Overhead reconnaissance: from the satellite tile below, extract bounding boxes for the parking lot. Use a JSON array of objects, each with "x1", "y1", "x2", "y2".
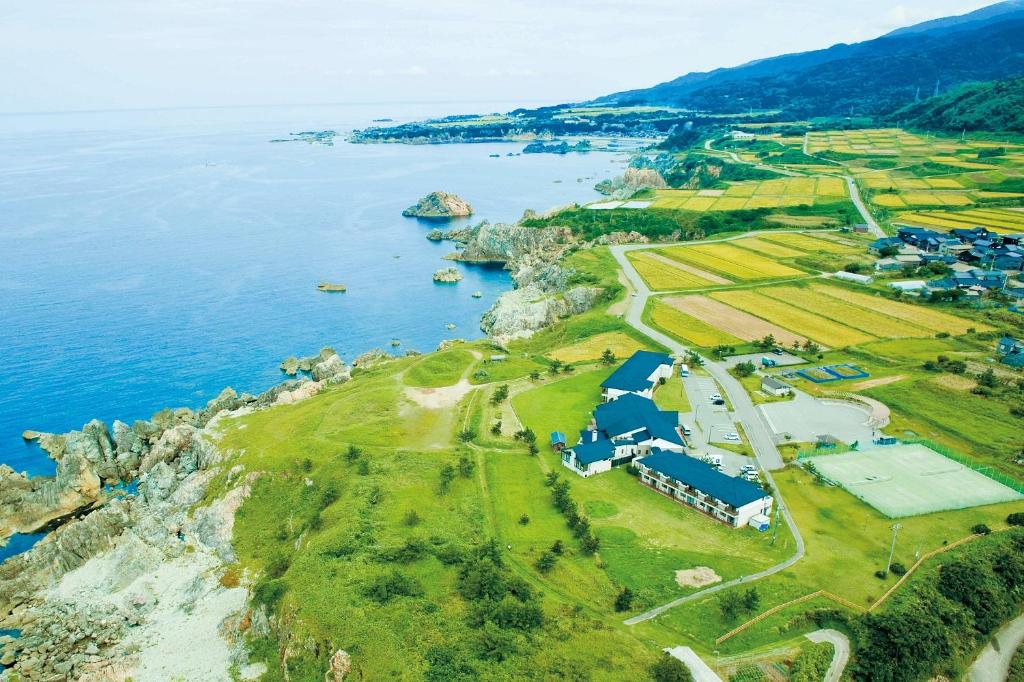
[
  {"x1": 759, "y1": 391, "x2": 877, "y2": 445},
  {"x1": 683, "y1": 375, "x2": 742, "y2": 445}
]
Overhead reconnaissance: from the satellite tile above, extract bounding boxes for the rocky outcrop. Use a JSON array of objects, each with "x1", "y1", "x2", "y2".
[
  {"x1": 445, "y1": 221, "x2": 571, "y2": 265},
  {"x1": 481, "y1": 284, "x2": 602, "y2": 341},
  {"x1": 432, "y1": 267, "x2": 463, "y2": 283},
  {"x1": 402, "y1": 191, "x2": 473, "y2": 218},
  {"x1": 279, "y1": 349, "x2": 350, "y2": 385}
]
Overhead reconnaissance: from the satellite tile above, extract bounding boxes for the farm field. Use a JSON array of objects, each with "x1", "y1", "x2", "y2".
[
  {"x1": 728, "y1": 236, "x2": 806, "y2": 258},
  {"x1": 627, "y1": 251, "x2": 727, "y2": 290},
  {"x1": 648, "y1": 300, "x2": 743, "y2": 347},
  {"x1": 710, "y1": 289, "x2": 875, "y2": 347},
  {"x1": 547, "y1": 330, "x2": 651, "y2": 364},
  {"x1": 649, "y1": 176, "x2": 848, "y2": 211},
  {"x1": 758, "y1": 286, "x2": 932, "y2": 339},
  {"x1": 756, "y1": 231, "x2": 860, "y2": 254},
  {"x1": 657, "y1": 243, "x2": 805, "y2": 280},
  {"x1": 895, "y1": 207, "x2": 1024, "y2": 231},
  {"x1": 807, "y1": 284, "x2": 990, "y2": 334},
  {"x1": 662, "y1": 295, "x2": 809, "y2": 347}
]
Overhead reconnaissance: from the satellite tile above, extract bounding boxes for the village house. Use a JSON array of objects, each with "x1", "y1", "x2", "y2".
[
  {"x1": 636, "y1": 449, "x2": 773, "y2": 528},
  {"x1": 600, "y1": 350, "x2": 674, "y2": 402},
  {"x1": 997, "y1": 336, "x2": 1024, "y2": 368}
]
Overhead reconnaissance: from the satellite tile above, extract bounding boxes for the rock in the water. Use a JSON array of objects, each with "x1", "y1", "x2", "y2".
[
  {"x1": 402, "y1": 191, "x2": 473, "y2": 218},
  {"x1": 432, "y1": 267, "x2": 463, "y2": 283}
]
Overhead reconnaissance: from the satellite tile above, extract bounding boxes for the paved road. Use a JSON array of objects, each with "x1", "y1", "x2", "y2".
[
  {"x1": 665, "y1": 647, "x2": 724, "y2": 682},
  {"x1": 967, "y1": 611, "x2": 1024, "y2": 682},
  {"x1": 843, "y1": 175, "x2": 884, "y2": 237},
  {"x1": 805, "y1": 629, "x2": 850, "y2": 682},
  {"x1": 612, "y1": 245, "x2": 806, "y2": 625}
]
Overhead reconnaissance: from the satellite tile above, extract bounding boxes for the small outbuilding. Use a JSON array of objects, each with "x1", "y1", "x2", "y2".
[{"x1": 761, "y1": 376, "x2": 791, "y2": 397}]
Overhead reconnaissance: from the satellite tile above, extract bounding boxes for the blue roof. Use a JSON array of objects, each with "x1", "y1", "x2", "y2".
[
  {"x1": 570, "y1": 438, "x2": 616, "y2": 465},
  {"x1": 639, "y1": 449, "x2": 768, "y2": 508},
  {"x1": 594, "y1": 394, "x2": 682, "y2": 445},
  {"x1": 600, "y1": 350, "x2": 672, "y2": 392},
  {"x1": 550, "y1": 431, "x2": 567, "y2": 445}
]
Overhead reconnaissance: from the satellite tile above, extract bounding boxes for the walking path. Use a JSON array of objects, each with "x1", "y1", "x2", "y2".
[
  {"x1": 967, "y1": 611, "x2": 1024, "y2": 682},
  {"x1": 665, "y1": 646, "x2": 724, "y2": 682},
  {"x1": 805, "y1": 629, "x2": 850, "y2": 682},
  {"x1": 612, "y1": 244, "x2": 806, "y2": 624}
]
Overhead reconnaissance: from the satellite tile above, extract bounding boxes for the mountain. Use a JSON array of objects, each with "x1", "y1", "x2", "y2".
[
  {"x1": 593, "y1": 1, "x2": 1024, "y2": 118},
  {"x1": 893, "y1": 75, "x2": 1024, "y2": 133}
]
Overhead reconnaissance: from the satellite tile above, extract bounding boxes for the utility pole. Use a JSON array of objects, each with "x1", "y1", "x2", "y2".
[{"x1": 885, "y1": 523, "x2": 902, "y2": 574}]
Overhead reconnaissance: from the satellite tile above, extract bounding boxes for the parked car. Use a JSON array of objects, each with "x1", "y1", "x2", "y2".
[
  {"x1": 681, "y1": 425, "x2": 692, "y2": 437},
  {"x1": 741, "y1": 464, "x2": 757, "y2": 473},
  {"x1": 772, "y1": 348, "x2": 784, "y2": 355},
  {"x1": 710, "y1": 393, "x2": 722, "y2": 401},
  {"x1": 723, "y1": 432, "x2": 740, "y2": 441},
  {"x1": 712, "y1": 398, "x2": 725, "y2": 406}
]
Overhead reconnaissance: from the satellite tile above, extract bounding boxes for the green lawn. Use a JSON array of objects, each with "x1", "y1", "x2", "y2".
[
  {"x1": 511, "y1": 368, "x2": 606, "y2": 443},
  {"x1": 654, "y1": 374, "x2": 691, "y2": 412},
  {"x1": 403, "y1": 348, "x2": 476, "y2": 387}
]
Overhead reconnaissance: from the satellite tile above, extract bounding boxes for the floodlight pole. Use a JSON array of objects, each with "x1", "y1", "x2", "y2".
[{"x1": 885, "y1": 523, "x2": 902, "y2": 574}]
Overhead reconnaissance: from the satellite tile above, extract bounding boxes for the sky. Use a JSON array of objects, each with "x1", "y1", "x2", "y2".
[{"x1": 0, "y1": 0, "x2": 1000, "y2": 114}]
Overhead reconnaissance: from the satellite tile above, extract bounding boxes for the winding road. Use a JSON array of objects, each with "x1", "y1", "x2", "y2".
[
  {"x1": 613, "y1": 244, "x2": 806, "y2": 625},
  {"x1": 967, "y1": 611, "x2": 1024, "y2": 682},
  {"x1": 806, "y1": 629, "x2": 851, "y2": 682}
]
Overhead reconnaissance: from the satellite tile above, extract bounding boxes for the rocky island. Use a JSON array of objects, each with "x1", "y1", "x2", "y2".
[
  {"x1": 432, "y1": 267, "x2": 463, "y2": 283},
  {"x1": 401, "y1": 191, "x2": 473, "y2": 218}
]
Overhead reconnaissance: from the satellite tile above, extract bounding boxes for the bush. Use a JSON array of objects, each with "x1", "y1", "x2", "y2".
[
  {"x1": 518, "y1": 514, "x2": 530, "y2": 525},
  {"x1": 403, "y1": 509, "x2": 421, "y2": 527},
  {"x1": 614, "y1": 586, "x2": 634, "y2": 612},
  {"x1": 535, "y1": 551, "x2": 557, "y2": 573},
  {"x1": 972, "y1": 523, "x2": 992, "y2": 535},
  {"x1": 363, "y1": 570, "x2": 424, "y2": 603},
  {"x1": 253, "y1": 578, "x2": 287, "y2": 607},
  {"x1": 1008, "y1": 512, "x2": 1024, "y2": 527},
  {"x1": 874, "y1": 569, "x2": 888, "y2": 580},
  {"x1": 790, "y1": 642, "x2": 834, "y2": 682},
  {"x1": 651, "y1": 653, "x2": 693, "y2": 682},
  {"x1": 890, "y1": 562, "x2": 907, "y2": 576}
]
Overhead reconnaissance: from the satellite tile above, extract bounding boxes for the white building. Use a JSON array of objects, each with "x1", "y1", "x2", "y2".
[{"x1": 636, "y1": 449, "x2": 773, "y2": 528}]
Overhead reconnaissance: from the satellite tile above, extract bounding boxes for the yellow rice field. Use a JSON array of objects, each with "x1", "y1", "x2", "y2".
[
  {"x1": 760, "y1": 287, "x2": 931, "y2": 338},
  {"x1": 808, "y1": 284, "x2": 990, "y2": 334},
  {"x1": 757, "y1": 232, "x2": 859, "y2": 254},
  {"x1": 548, "y1": 331, "x2": 650, "y2": 364},
  {"x1": 896, "y1": 208, "x2": 1024, "y2": 231},
  {"x1": 659, "y1": 243, "x2": 804, "y2": 280},
  {"x1": 627, "y1": 252, "x2": 723, "y2": 291},
  {"x1": 710, "y1": 290, "x2": 876, "y2": 347},
  {"x1": 729, "y1": 237, "x2": 806, "y2": 258},
  {"x1": 649, "y1": 301, "x2": 742, "y2": 347}
]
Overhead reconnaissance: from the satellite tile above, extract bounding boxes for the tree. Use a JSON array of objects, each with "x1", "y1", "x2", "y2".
[
  {"x1": 733, "y1": 360, "x2": 756, "y2": 378},
  {"x1": 971, "y1": 523, "x2": 992, "y2": 535},
  {"x1": 977, "y1": 369, "x2": 999, "y2": 390},
  {"x1": 741, "y1": 587, "x2": 760, "y2": 612},
  {"x1": 549, "y1": 359, "x2": 563, "y2": 375},
  {"x1": 491, "y1": 421, "x2": 502, "y2": 436},
  {"x1": 535, "y1": 551, "x2": 557, "y2": 573},
  {"x1": 685, "y1": 351, "x2": 705, "y2": 367},
  {"x1": 458, "y1": 455, "x2": 476, "y2": 478},
  {"x1": 458, "y1": 427, "x2": 477, "y2": 443},
  {"x1": 529, "y1": 370, "x2": 541, "y2": 381},
  {"x1": 601, "y1": 349, "x2": 616, "y2": 365},
  {"x1": 345, "y1": 444, "x2": 363, "y2": 463},
  {"x1": 550, "y1": 540, "x2": 564, "y2": 555},
  {"x1": 759, "y1": 334, "x2": 777, "y2": 350},
  {"x1": 614, "y1": 586, "x2": 634, "y2": 612},
  {"x1": 719, "y1": 591, "x2": 743, "y2": 620},
  {"x1": 439, "y1": 463, "x2": 456, "y2": 493},
  {"x1": 579, "y1": 533, "x2": 600, "y2": 555},
  {"x1": 491, "y1": 384, "x2": 510, "y2": 404},
  {"x1": 518, "y1": 514, "x2": 530, "y2": 525},
  {"x1": 651, "y1": 653, "x2": 693, "y2": 682}
]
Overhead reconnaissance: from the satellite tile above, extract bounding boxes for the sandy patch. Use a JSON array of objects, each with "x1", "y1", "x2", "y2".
[
  {"x1": 664, "y1": 295, "x2": 818, "y2": 349},
  {"x1": 676, "y1": 566, "x2": 722, "y2": 588},
  {"x1": 929, "y1": 374, "x2": 976, "y2": 391},
  {"x1": 850, "y1": 375, "x2": 905, "y2": 390},
  {"x1": 647, "y1": 253, "x2": 731, "y2": 285},
  {"x1": 405, "y1": 380, "x2": 474, "y2": 409}
]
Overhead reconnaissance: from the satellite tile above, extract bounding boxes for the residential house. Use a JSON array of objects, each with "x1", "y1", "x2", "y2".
[
  {"x1": 636, "y1": 449, "x2": 773, "y2": 528},
  {"x1": 874, "y1": 258, "x2": 901, "y2": 272},
  {"x1": 869, "y1": 237, "x2": 902, "y2": 254},
  {"x1": 761, "y1": 376, "x2": 791, "y2": 397},
  {"x1": 600, "y1": 350, "x2": 674, "y2": 402},
  {"x1": 997, "y1": 336, "x2": 1024, "y2": 368},
  {"x1": 729, "y1": 130, "x2": 755, "y2": 140}
]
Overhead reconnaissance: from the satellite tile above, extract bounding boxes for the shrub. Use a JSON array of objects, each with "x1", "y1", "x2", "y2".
[
  {"x1": 1008, "y1": 512, "x2": 1024, "y2": 527},
  {"x1": 535, "y1": 551, "x2": 557, "y2": 573},
  {"x1": 550, "y1": 540, "x2": 564, "y2": 555},
  {"x1": 614, "y1": 586, "x2": 634, "y2": 612},
  {"x1": 518, "y1": 514, "x2": 530, "y2": 525},
  {"x1": 363, "y1": 570, "x2": 424, "y2": 603},
  {"x1": 458, "y1": 455, "x2": 475, "y2": 478},
  {"x1": 890, "y1": 562, "x2": 907, "y2": 576},
  {"x1": 874, "y1": 569, "x2": 888, "y2": 580},
  {"x1": 439, "y1": 463, "x2": 456, "y2": 493},
  {"x1": 357, "y1": 459, "x2": 370, "y2": 476},
  {"x1": 457, "y1": 427, "x2": 477, "y2": 443},
  {"x1": 253, "y1": 578, "x2": 287, "y2": 607},
  {"x1": 972, "y1": 523, "x2": 992, "y2": 535},
  {"x1": 651, "y1": 652, "x2": 693, "y2": 682},
  {"x1": 403, "y1": 509, "x2": 421, "y2": 526}
]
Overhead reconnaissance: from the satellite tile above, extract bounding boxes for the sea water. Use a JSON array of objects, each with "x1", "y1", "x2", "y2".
[{"x1": 0, "y1": 102, "x2": 625, "y2": 476}]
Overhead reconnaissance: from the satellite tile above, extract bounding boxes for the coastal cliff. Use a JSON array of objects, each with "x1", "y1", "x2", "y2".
[
  {"x1": 439, "y1": 220, "x2": 601, "y2": 342},
  {"x1": 402, "y1": 191, "x2": 473, "y2": 218},
  {"x1": 0, "y1": 362, "x2": 353, "y2": 680}
]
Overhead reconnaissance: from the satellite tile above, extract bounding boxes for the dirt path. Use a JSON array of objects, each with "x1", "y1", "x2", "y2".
[
  {"x1": 850, "y1": 375, "x2": 905, "y2": 390},
  {"x1": 805, "y1": 629, "x2": 850, "y2": 682},
  {"x1": 403, "y1": 350, "x2": 483, "y2": 409}
]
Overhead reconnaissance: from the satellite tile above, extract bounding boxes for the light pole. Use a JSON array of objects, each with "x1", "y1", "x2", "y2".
[{"x1": 885, "y1": 523, "x2": 902, "y2": 574}]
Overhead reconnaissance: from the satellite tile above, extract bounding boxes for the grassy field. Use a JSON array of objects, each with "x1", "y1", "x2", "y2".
[
  {"x1": 511, "y1": 368, "x2": 606, "y2": 444},
  {"x1": 403, "y1": 348, "x2": 475, "y2": 387},
  {"x1": 648, "y1": 299, "x2": 744, "y2": 347},
  {"x1": 654, "y1": 374, "x2": 691, "y2": 412},
  {"x1": 548, "y1": 331, "x2": 652, "y2": 364},
  {"x1": 711, "y1": 290, "x2": 875, "y2": 347}
]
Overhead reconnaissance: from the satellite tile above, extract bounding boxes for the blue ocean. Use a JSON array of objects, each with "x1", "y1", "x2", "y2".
[{"x1": 0, "y1": 103, "x2": 621, "y2": 477}]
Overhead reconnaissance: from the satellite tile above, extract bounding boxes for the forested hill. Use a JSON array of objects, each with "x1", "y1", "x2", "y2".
[
  {"x1": 892, "y1": 76, "x2": 1024, "y2": 133},
  {"x1": 592, "y1": 1, "x2": 1024, "y2": 118}
]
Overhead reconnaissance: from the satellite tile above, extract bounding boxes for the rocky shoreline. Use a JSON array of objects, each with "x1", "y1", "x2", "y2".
[{"x1": 0, "y1": 349, "x2": 362, "y2": 680}]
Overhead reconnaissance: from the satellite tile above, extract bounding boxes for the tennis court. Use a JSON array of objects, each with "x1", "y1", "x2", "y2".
[{"x1": 807, "y1": 443, "x2": 1022, "y2": 517}]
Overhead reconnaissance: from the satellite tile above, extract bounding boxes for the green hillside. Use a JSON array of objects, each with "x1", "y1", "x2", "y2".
[{"x1": 893, "y1": 76, "x2": 1024, "y2": 133}]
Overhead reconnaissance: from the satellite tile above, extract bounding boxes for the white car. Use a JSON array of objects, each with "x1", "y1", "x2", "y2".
[
  {"x1": 723, "y1": 432, "x2": 740, "y2": 441},
  {"x1": 709, "y1": 393, "x2": 723, "y2": 401}
]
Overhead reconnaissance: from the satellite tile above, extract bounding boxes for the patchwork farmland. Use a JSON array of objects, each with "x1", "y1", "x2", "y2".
[
  {"x1": 895, "y1": 207, "x2": 1024, "y2": 232},
  {"x1": 662, "y1": 295, "x2": 811, "y2": 348},
  {"x1": 658, "y1": 243, "x2": 805, "y2": 280},
  {"x1": 649, "y1": 176, "x2": 848, "y2": 211}
]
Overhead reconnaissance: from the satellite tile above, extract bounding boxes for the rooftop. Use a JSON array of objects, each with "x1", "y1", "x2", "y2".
[
  {"x1": 571, "y1": 438, "x2": 616, "y2": 465},
  {"x1": 639, "y1": 449, "x2": 768, "y2": 508},
  {"x1": 600, "y1": 350, "x2": 673, "y2": 392},
  {"x1": 594, "y1": 394, "x2": 682, "y2": 445}
]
